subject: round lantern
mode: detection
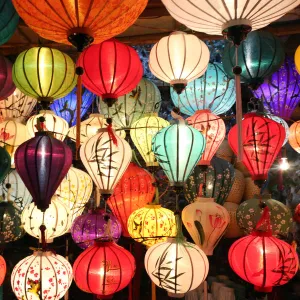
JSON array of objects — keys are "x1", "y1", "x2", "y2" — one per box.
[
  {"x1": 12, "y1": 47, "x2": 77, "y2": 103},
  {"x1": 98, "y1": 78, "x2": 161, "y2": 129},
  {"x1": 184, "y1": 157, "x2": 235, "y2": 205},
  {"x1": 288, "y1": 120, "x2": 300, "y2": 153},
  {"x1": 14, "y1": 132, "x2": 72, "y2": 211},
  {"x1": 73, "y1": 241, "x2": 135, "y2": 298},
  {"x1": 130, "y1": 113, "x2": 170, "y2": 167},
  {"x1": 145, "y1": 238, "x2": 209, "y2": 297},
  {"x1": 0, "y1": 255, "x2": 6, "y2": 286},
  {"x1": 77, "y1": 39, "x2": 143, "y2": 106},
  {"x1": 11, "y1": 250, "x2": 73, "y2": 300},
  {"x1": 295, "y1": 45, "x2": 300, "y2": 74},
  {"x1": 225, "y1": 169, "x2": 245, "y2": 205},
  {"x1": 107, "y1": 163, "x2": 155, "y2": 236},
  {"x1": 187, "y1": 110, "x2": 226, "y2": 165},
  {"x1": 170, "y1": 63, "x2": 236, "y2": 116},
  {"x1": 223, "y1": 202, "x2": 244, "y2": 238},
  {"x1": 0, "y1": 146, "x2": 11, "y2": 182},
  {"x1": 22, "y1": 195, "x2": 71, "y2": 243},
  {"x1": 0, "y1": 55, "x2": 15, "y2": 100},
  {"x1": 71, "y1": 209, "x2": 122, "y2": 249},
  {"x1": 216, "y1": 138, "x2": 234, "y2": 163},
  {"x1": 149, "y1": 31, "x2": 209, "y2": 94},
  {"x1": 182, "y1": 197, "x2": 230, "y2": 255},
  {"x1": 266, "y1": 115, "x2": 290, "y2": 145}
]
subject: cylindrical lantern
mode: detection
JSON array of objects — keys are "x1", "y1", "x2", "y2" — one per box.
[
  {"x1": 145, "y1": 238, "x2": 209, "y2": 297},
  {"x1": 0, "y1": 55, "x2": 15, "y2": 100},
  {"x1": 215, "y1": 138, "x2": 234, "y2": 163},
  {"x1": 288, "y1": 120, "x2": 300, "y2": 153},
  {"x1": 0, "y1": 146, "x2": 11, "y2": 183},
  {"x1": 223, "y1": 202, "x2": 244, "y2": 238},
  {"x1": 0, "y1": 255, "x2": 6, "y2": 286},
  {"x1": 225, "y1": 169, "x2": 245, "y2": 205},
  {"x1": 73, "y1": 241, "x2": 135, "y2": 298},
  {"x1": 11, "y1": 250, "x2": 73, "y2": 300},
  {"x1": 182, "y1": 198, "x2": 230, "y2": 255}
]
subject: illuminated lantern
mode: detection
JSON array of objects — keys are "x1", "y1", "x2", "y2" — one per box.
[
  {"x1": 130, "y1": 113, "x2": 170, "y2": 166},
  {"x1": 152, "y1": 123, "x2": 206, "y2": 186},
  {"x1": 187, "y1": 110, "x2": 226, "y2": 165},
  {"x1": 0, "y1": 55, "x2": 15, "y2": 100},
  {"x1": 98, "y1": 78, "x2": 161, "y2": 129},
  {"x1": 295, "y1": 45, "x2": 300, "y2": 74},
  {"x1": 265, "y1": 115, "x2": 290, "y2": 145},
  {"x1": 184, "y1": 157, "x2": 235, "y2": 205},
  {"x1": 71, "y1": 209, "x2": 122, "y2": 249},
  {"x1": 145, "y1": 238, "x2": 209, "y2": 297},
  {"x1": 73, "y1": 241, "x2": 135, "y2": 298},
  {"x1": 228, "y1": 113, "x2": 285, "y2": 185},
  {"x1": 170, "y1": 63, "x2": 236, "y2": 116},
  {"x1": 77, "y1": 40, "x2": 143, "y2": 106},
  {"x1": 14, "y1": 132, "x2": 72, "y2": 211},
  {"x1": 0, "y1": 88, "x2": 37, "y2": 123},
  {"x1": 107, "y1": 163, "x2": 155, "y2": 236},
  {"x1": 0, "y1": 146, "x2": 10, "y2": 182},
  {"x1": 288, "y1": 120, "x2": 300, "y2": 153},
  {"x1": 182, "y1": 197, "x2": 230, "y2": 255},
  {"x1": 127, "y1": 204, "x2": 176, "y2": 247},
  {"x1": 22, "y1": 195, "x2": 71, "y2": 243},
  {"x1": 225, "y1": 169, "x2": 245, "y2": 205},
  {"x1": 0, "y1": 255, "x2": 6, "y2": 286},
  {"x1": 11, "y1": 250, "x2": 73, "y2": 300},
  {"x1": 149, "y1": 32, "x2": 209, "y2": 94},
  {"x1": 12, "y1": 47, "x2": 77, "y2": 103},
  {"x1": 223, "y1": 202, "x2": 244, "y2": 238}
]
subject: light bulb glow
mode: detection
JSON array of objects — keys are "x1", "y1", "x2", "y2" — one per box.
[{"x1": 279, "y1": 157, "x2": 290, "y2": 171}]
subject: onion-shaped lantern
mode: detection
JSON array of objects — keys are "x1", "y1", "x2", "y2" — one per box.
[
  {"x1": 149, "y1": 32, "x2": 209, "y2": 94},
  {"x1": 265, "y1": 115, "x2": 290, "y2": 145},
  {"x1": 130, "y1": 113, "x2": 170, "y2": 167},
  {"x1": 11, "y1": 250, "x2": 73, "y2": 300},
  {"x1": 145, "y1": 238, "x2": 209, "y2": 298},
  {"x1": 0, "y1": 255, "x2": 6, "y2": 286},
  {"x1": 170, "y1": 63, "x2": 236, "y2": 116},
  {"x1": 0, "y1": 55, "x2": 15, "y2": 100},
  {"x1": 0, "y1": 146, "x2": 10, "y2": 182},
  {"x1": 288, "y1": 120, "x2": 300, "y2": 153},
  {"x1": 73, "y1": 241, "x2": 135, "y2": 298}
]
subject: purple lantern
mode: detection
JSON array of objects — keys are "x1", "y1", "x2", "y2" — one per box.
[
  {"x1": 71, "y1": 209, "x2": 122, "y2": 249},
  {"x1": 14, "y1": 132, "x2": 72, "y2": 212},
  {"x1": 253, "y1": 57, "x2": 300, "y2": 120},
  {"x1": 0, "y1": 56, "x2": 15, "y2": 100}
]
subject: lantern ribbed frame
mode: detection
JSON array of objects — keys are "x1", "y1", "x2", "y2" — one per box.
[
  {"x1": 0, "y1": 55, "x2": 15, "y2": 100},
  {"x1": 288, "y1": 120, "x2": 300, "y2": 153},
  {"x1": 0, "y1": 255, "x2": 6, "y2": 286},
  {"x1": 265, "y1": 115, "x2": 290, "y2": 145}
]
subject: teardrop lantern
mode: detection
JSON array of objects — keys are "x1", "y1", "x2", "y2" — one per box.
[
  {"x1": 0, "y1": 255, "x2": 6, "y2": 286},
  {"x1": 0, "y1": 146, "x2": 11, "y2": 183},
  {"x1": 0, "y1": 55, "x2": 15, "y2": 100},
  {"x1": 288, "y1": 120, "x2": 300, "y2": 153},
  {"x1": 265, "y1": 115, "x2": 290, "y2": 145}
]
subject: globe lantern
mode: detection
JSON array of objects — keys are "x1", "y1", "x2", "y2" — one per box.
[
  {"x1": 182, "y1": 198, "x2": 230, "y2": 255},
  {"x1": 73, "y1": 241, "x2": 135, "y2": 298},
  {"x1": 77, "y1": 39, "x2": 143, "y2": 106},
  {"x1": 107, "y1": 163, "x2": 155, "y2": 237},
  {"x1": 0, "y1": 255, "x2": 6, "y2": 286},
  {"x1": 288, "y1": 120, "x2": 300, "y2": 153},
  {"x1": 265, "y1": 115, "x2": 290, "y2": 145},
  {"x1": 71, "y1": 209, "x2": 122, "y2": 249},
  {"x1": 170, "y1": 63, "x2": 236, "y2": 116},
  {"x1": 0, "y1": 55, "x2": 15, "y2": 100},
  {"x1": 0, "y1": 146, "x2": 11, "y2": 182},
  {"x1": 130, "y1": 113, "x2": 170, "y2": 167},
  {"x1": 11, "y1": 250, "x2": 73, "y2": 300},
  {"x1": 145, "y1": 238, "x2": 209, "y2": 298},
  {"x1": 149, "y1": 32, "x2": 210, "y2": 94}
]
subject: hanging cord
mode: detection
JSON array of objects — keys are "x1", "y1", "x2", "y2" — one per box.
[{"x1": 174, "y1": 189, "x2": 185, "y2": 242}]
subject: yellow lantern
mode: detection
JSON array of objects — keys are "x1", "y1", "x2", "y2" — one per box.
[
  {"x1": 288, "y1": 120, "x2": 300, "y2": 153},
  {"x1": 295, "y1": 46, "x2": 300, "y2": 74}
]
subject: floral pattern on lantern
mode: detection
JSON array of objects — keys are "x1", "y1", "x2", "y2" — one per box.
[
  {"x1": 288, "y1": 120, "x2": 300, "y2": 153},
  {"x1": 0, "y1": 55, "x2": 15, "y2": 100},
  {"x1": 0, "y1": 255, "x2": 6, "y2": 286}
]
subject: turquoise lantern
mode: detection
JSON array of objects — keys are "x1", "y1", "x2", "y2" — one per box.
[
  {"x1": 152, "y1": 121, "x2": 206, "y2": 187},
  {"x1": 170, "y1": 63, "x2": 236, "y2": 116}
]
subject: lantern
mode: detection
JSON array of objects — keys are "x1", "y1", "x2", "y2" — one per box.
[
  {"x1": 294, "y1": 203, "x2": 300, "y2": 223},
  {"x1": 223, "y1": 202, "x2": 244, "y2": 238},
  {"x1": 130, "y1": 113, "x2": 170, "y2": 167},
  {"x1": 11, "y1": 250, "x2": 73, "y2": 300},
  {"x1": 295, "y1": 45, "x2": 300, "y2": 74},
  {"x1": 170, "y1": 63, "x2": 236, "y2": 116},
  {"x1": 182, "y1": 198, "x2": 230, "y2": 255},
  {"x1": 71, "y1": 209, "x2": 122, "y2": 249},
  {"x1": 0, "y1": 255, "x2": 6, "y2": 286},
  {"x1": 12, "y1": 47, "x2": 77, "y2": 103},
  {"x1": 149, "y1": 31, "x2": 209, "y2": 94},
  {"x1": 225, "y1": 169, "x2": 245, "y2": 205},
  {"x1": 187, "y1": 110, "x2": 226, "y2": 165},
  {"x1": 265, "y1": 115, "x2": 290, "y2": 145},
  {"x1": 77, "y1": 39, "x2": 143, "y2": 106},
  {"x1": 98, "y1": 78, "x2": 161, "y2": 129},
  {"x1": 0, "y1": 55, "x2": 15, "y2": 100},
  {"x1": 22, "y1": 195, "x2": 71, "y2": 243},
  {"x1": 0, "y1": 146, "x2": 10, "y2": 183},
  {"x1": 73, "y1": 241, "x2": 135, "y2": 298},
  {"x1": 288, "y1": 120, "x2": 300, "y2": 153},
  {"x1": 145, "y1": 238, "x2": 209, "y2": 297},
  {"x1": 14, "y1": 132, "x2": 72, "y2": 211},
  {"x1": 152, "y1": 123, "x2": 206, "y2": 186},
  {"x1": 184, "y1": 157, "x2": 235, "y2": 205}
]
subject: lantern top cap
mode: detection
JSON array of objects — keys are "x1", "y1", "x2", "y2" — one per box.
[
  {"x1": 94, "y1": 240, "x2": 114, "y2": 247},
  {"x1": 194, "y1": 109, "x2": 212, "y2": 114},
  {"x1": 39, "y1": 110, "x2": 55, "y2": 115},
  {"x1": 145, "y1": 204, "x2": 161, "y2": 209},
  {"x1": 33, "y1": 250, "x2": 53, "y2": 257}
]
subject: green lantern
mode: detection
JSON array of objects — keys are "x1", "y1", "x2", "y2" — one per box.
[
  {"x1": 12, "y1": 47, "x2": 77, "y2": 104},
  {"x1": 152, "y1": 122, "x2": 205, "y2": 187},
  {"x1": 0, "y1": 147, "x2": 10, "y2": 183}
]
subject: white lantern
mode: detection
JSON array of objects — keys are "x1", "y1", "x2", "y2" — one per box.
[
  {"x1": 26, "y1": 110, "x2": 69, "y2": 141},
  {"x1": 145, "y1": 238, "x2": 209, "y2": 298},
  {"x1": 266, "y1": 114, "x2": 290, "y2": 145},
  {"x1": 11, "y1": 250, "x2": 73, "y2": 300},
  {"x1": 21, "y1": 195, "x2": 71, "y2": 243}
]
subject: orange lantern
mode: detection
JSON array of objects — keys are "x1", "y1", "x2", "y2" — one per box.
[{"x1": 288, "y1": 120, "x2": 300, "y2": 153}]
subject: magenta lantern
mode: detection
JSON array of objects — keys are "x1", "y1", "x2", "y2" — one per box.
[{"x1": 0, "y1": 56, "x2": 15, "y2": 100}]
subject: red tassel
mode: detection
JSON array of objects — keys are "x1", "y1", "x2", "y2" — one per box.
[
  {"x1": 107, "y1": 123, "x2": 118, "y2": 146},
  {"x1": 252, "y1": 206, "x2": 272, "y2": 236}
]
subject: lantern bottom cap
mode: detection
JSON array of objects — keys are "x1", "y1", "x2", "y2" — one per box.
[
  {"x1": 96, "y1": 294, "x2": 114, "y2": 299},
  {"x1": 198, "y1": 160, "x2": 211, "y2": 166},
  {"x1": 146, "y1": 162, "x2": 159, "y2": 167},
  {"x1": 254, "y1": 286, "x2": 272, "y2": 293},
  {"x1": 167, "y1": 292, "x2": 185, "y2": 298}
]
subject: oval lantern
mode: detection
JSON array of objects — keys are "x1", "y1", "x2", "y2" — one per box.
[
  {"x1": 0, "y1": 255, "x2": 6, "y2": 286},
  {"x1": 149, "y1": 31, "x2": 209, "y2": 94},
  {"x1": 14, "y1": 132, "x2": 72, "y2": 211},
  {"x1": 0, "y1": 146, "x2": 11, "y2": 183},
  {"x1": 171, "y1": 63, "x2": 236, "y2": 116},
  {"x1": 107, "y1": 163, "x2": 155, "y2": 236},
  {"x1": 288, "y1": 120, "x2": 300, "y2": 153},
  {"x1": 11, "y1": 250, "x2": 73, "y2": 300},
  {"x1": 73, "y1": 241, "x2": 135, "y2": 298},
  {"x1": 0, "y1": 55, "x2": 15, "y2": 100}
]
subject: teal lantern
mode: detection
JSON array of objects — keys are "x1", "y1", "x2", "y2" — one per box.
[
  {"x1": 0, "y1": 146, "x2": 10, "y2": 183},
  {"x1": 170, "y1": 63, "x2": 236, "y2": 116},
  {"x1": 152, "y1": 121, "x2": 206, "y2": 187}
]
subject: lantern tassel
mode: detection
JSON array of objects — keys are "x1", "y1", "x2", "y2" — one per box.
[
  {"x1": 253, "y1": 206, "x2": 272, "y2": 235},
  {"x1": 107, "y1": 120, "x2": 118, "y2": 146},
  {"x1": 75, "y1": 67, "x2": 83, "y2": 160}
]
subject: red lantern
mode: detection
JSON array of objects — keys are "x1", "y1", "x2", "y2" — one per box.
[
  {"x1": 73, "y1": 241, "x2": 135, "y2": 299},
  {"x1": 294, "y1": 203, "x2": 300, "y2": 223},
  {"x1": 0, "y1": 255, "x2": 6, "y2": 286},
  {"x1": 0, "y1": 55, "x2": 15, "y2": 100},
  {"x1": 228, "y1": 113, "x2": 285, "y2": 185},
  {"x1": 77, "y1": 39, "x2": 143, "y2": 106},
  {"x1": 107, "y1": 163, "x2": 155, "y2": 237}
]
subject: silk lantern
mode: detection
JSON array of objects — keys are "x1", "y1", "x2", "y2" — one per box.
[
  {"x1": 14, "y1": 132, "x2": 72, "y2": 211},
  {"x1": 266, "y1": 115, "x2": 290, "y2": 145},
  {"x1": 149, "y1": 31, "x2": 209, "y2": 94},
  {"x1": 0, "y1": 256, "x2": 6, "y2": 286},
  {"x1": 295, "y1": 45, "x2": 300, "y2": 74},
  {"x1": 73, "y1": 241, "x2": 135, "y2": 298},
  {"x1": 0, "y1": 146, "x2": 10, "y2": 183},
  {"x1": 107, "y1": 163, "x2": 155, "y2": 236},
  {"x1": 288, "y1": 120, "x2": 300, "y2": 153},
  {"x1": 11, "y1": 250, "x2": 73, "y2": 300},
  {"x1": 0, "y1": 55, "x2": 15, "y2": 100}
]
